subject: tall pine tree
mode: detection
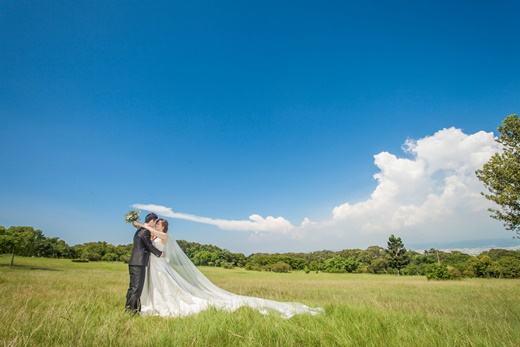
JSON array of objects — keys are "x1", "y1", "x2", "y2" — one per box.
[{"x1": 386, "y1": 234, "x2": 409, "y2": 276}]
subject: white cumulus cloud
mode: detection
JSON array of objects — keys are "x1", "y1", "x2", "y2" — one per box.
[{"x1": 323, "y1": 127, "x2": 501, "y2": 245}]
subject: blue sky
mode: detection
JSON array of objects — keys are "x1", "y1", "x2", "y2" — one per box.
[{"x1": 1, "y1": 1, "x2": 519, "y2": 254}]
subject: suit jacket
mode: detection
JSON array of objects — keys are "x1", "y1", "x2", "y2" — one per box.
[{"x1": 128, "y1": 227, "x2": 163, "y2": 266}]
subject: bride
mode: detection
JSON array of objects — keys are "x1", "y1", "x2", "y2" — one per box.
[{"x1": 132, "y1": 218, "x2": 324, "y2": 318}]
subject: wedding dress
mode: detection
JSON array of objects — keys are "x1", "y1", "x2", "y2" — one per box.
[{"x1": 140, "y1": 237, "x2": 324, "y2": 318}]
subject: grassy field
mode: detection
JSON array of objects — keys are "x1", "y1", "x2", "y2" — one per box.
[{"x1": 1, "y1": 255, "x2": 519, "y2": 346}]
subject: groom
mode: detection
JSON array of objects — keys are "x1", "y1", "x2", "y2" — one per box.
[{"x1": 125, "y1": 212, "x2": 164, "y2": 314}]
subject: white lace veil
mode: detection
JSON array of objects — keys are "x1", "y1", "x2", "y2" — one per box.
[{"x1": 163, "y1": 235, "x2": 324, "y2": 318}]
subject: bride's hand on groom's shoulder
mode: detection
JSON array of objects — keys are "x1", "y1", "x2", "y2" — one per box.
[{"x1": 132, "y1": 221, "x2": 139, "y2": 228}]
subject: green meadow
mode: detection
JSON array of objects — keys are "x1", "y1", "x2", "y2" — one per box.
[{"x1": 1, "y1": 255, "x2": 519, "y2": 346}]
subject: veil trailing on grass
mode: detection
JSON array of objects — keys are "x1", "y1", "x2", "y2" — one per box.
[{"x1": 163, "y1": 236, "x2": 325, "y2": 318}]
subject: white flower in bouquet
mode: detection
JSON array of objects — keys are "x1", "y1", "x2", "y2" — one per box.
[{"x1": 124, "y1": 210, "x2": 141, "y2": 223}]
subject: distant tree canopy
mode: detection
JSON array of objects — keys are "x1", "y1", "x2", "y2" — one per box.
[
  {"x1": 1, "y1": 226, "x2": 50, "y2": 266},
  {"x1": 476, "y1": 114, "x2": 520, "y2": 238},
  {"x1": 1, "y1": 226, "x2": 520, "y2": 278}
]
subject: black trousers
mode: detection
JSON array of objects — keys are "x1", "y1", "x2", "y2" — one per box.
[{"x1": 125, "y1": 265, "x2": 146, "y2": 313}]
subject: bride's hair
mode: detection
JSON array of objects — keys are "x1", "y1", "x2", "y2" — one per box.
[{"x1": 157, "y1": 218, "x2": 169, "y2": 233}]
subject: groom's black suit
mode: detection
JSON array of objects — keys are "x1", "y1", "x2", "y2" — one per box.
[{"x1": 125, "y1": 226, "x2": 163, "y2": 313}]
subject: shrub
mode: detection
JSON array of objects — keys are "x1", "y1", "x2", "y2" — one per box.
[
  {"x1": 245, "y1": 264, "x2": 262, "y2": 271},
  {"x1": 102, "y1": 253, "x2": 118, "y2": 262},
  {"x1": 220, "y1": 261, "x2": 234, "y2": 269},
  {"x1": 402, "y1": 263, "x2": 425, "y2": 276},
  {"x1": 324, "y1": 256, "x2": 348, "y2": 273},
  {"x1": 497, "y1": 257, "x2": 520, "y2": 278},
  {"x1": 425, "y1": 263, "x2": 451, "y2": 280},
  {"x1": 355, "y1": 265, "x2": 368, "y2": 273},
  {"x1": 269, "y1": 261, "x2": 291, "y2": 273},
  {"x1": 81, "y1": 252, "x2": 101, "y2": 261},
  {"x1": 367, "y1": 258, "x2": 388, "y2": 274},
  {"x1": 344, "y1": 257, "x2": 361, "y2": 273},
  {"x1": 447, "y1": 265, "x2": 462, "y2": 279}
]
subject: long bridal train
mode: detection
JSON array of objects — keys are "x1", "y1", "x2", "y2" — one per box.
[{"x1": 140, "y1": 237, "x2": 325, "y2": 318}]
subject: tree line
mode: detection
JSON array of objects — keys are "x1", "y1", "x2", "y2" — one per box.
[{"x1": 1, "y1": 226, "x2": 519, "y2": 279}]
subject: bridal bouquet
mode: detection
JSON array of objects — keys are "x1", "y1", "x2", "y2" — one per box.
[{"x1": 124, "y1": 210, "x2": 141, "y2": 223}]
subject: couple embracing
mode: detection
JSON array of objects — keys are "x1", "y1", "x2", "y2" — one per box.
[
  {"x1": 125, "y1": 212, "x2": 168, "y2": 314},
  {"x1": 124, "y1": 211, "x2": 324, "y2": 318}
]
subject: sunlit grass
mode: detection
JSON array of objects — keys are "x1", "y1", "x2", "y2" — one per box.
[{"x1": 1, "y1": 255, "x2": 519, "y2": 346}]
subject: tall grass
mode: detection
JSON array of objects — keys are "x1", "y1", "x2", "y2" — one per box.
[{"x1": 1, "y1": 255, "x2": 519, "y2": 346}]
